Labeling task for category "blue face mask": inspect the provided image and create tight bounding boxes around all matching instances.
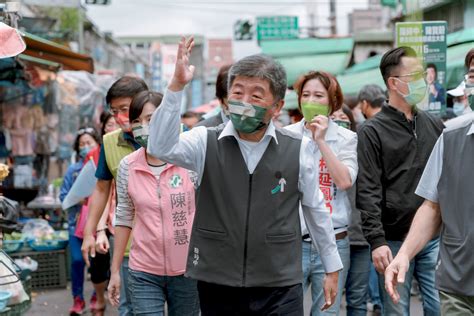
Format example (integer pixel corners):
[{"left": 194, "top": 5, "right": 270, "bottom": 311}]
[
  {"left": 79, "top": 146, "right": 91, "bottom": 158},
  {"left": 453, "top": 102, "right": 465, "bottom": 116},
  {"left": 396, "top": 78, "right": 428, "bottom": 106}
]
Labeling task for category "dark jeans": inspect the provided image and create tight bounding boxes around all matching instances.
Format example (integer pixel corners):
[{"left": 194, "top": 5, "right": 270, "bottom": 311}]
[
  {"left": 345, "top": 245, "right": 370, "bottom": 316},
  {"left": 378, "top": 238, "right": 440, "bottom": 316},
  {"left": 128, "top": 269, "right": 199, "bottom": 316},
  {"left": 197, "top": 281, "right": 303, "bottom": 316}
]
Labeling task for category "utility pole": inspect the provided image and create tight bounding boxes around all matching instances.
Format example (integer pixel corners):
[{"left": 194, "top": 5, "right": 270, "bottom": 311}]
[
  {"left": 306, "top": 0, "right": 318, "bottom": 37},
  {"left": 329, "top": 0, "right": 337, "bottom": 35},
  {"left": 77, "top": 1, "right": 84, "bottom": 53}
]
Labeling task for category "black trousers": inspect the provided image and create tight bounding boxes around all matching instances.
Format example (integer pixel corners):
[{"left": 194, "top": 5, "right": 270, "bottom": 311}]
[{"left": 197, "top": 281, "right": 304, "bottom": 316}]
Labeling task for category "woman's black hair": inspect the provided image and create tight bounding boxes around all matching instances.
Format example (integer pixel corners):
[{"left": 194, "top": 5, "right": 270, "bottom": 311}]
[
  {"left": 129, "top": 91, "right": 164, "bottom": 122},
  {"left": 73, "top": 126, "right": 101, "bottom": 154},
  {"left": 100, "top": 111, "right": 114, "bottom": 136}
]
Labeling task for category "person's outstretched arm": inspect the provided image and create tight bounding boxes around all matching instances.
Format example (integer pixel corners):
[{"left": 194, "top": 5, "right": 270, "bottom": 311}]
[
  {"left": 148, "top": 37, "right": 207, "bottom": 183},
  {"left": 384, "top": 200, "right": 441, "bottom": 303}
]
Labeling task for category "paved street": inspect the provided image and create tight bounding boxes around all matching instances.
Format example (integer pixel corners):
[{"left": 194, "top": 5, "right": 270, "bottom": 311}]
[{"left": 26, "top": 281, "right": 424, "bottom": 315}]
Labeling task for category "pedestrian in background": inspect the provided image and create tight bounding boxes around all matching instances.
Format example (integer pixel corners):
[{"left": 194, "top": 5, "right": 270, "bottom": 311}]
[
  {"left": 59, "top": 127, "right": 100, "bottom": 316},
  {"left": 357, "top": 46, "right": 444, "bottom": 315},
  {"left": 285, "top": 71, "right": 358, "bottom": 316},
  {"left": 81, "top": 76, "right": 148, "bottom": 316}
]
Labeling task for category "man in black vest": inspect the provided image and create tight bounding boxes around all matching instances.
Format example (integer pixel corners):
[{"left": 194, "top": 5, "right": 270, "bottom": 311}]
[{"left": 149, "top": 37, "right": 342, "bottom": 315}]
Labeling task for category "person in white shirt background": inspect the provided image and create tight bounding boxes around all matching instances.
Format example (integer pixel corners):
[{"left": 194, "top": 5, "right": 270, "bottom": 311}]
[{"left": 285, "top": 70, "right": 358, "bottom": 316}]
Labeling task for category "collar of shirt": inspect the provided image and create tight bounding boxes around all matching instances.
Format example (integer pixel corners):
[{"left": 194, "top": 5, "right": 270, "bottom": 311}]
[
  {"left": 384, "top": 103, "right": 417, "bottom": 122},
  {"left": 467, "top": 122, "right": 474, "bottom": 136},
  {"left": 299, "top": 118, "right": 338, "bottom": 141},
  {"left": 218, "top": 120, "right": 279, "bottom": 145}
]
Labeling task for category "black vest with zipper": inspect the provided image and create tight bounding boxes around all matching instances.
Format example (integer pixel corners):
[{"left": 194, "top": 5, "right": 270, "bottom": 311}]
[{"left": 185, "top": 125, "right": 303, "bottom": 287}]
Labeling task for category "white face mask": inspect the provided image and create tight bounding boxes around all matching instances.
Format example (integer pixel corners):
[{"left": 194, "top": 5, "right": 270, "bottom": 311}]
[{"left": 452, "top": 102, "right": 465, "bottom": 116}]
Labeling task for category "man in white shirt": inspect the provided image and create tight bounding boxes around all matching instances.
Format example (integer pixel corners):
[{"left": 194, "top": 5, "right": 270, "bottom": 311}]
[{"left": 148, "top": 37, "right": 342, "bottom": 315}]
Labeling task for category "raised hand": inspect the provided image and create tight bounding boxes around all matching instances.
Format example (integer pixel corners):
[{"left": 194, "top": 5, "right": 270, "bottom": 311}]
[
  {"left": 309, "top": 115, "right": 329, "bottom": 143},
  {"left": 169, "top": 36, "right": 195, "bottom": 92}
]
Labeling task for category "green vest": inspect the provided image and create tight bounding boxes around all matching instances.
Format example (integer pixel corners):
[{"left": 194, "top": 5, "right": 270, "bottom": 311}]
[
  {"left": 103, "top": 129, "right": 134, "bottom": 179},
  {"left": 103, "top": 129, "right": 135, "bottom": 256}
]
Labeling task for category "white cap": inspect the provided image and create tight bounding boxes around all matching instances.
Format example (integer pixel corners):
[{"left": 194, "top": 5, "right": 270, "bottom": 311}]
[{"left": 447, "top": 81, "right": 465, "bottom": 97}]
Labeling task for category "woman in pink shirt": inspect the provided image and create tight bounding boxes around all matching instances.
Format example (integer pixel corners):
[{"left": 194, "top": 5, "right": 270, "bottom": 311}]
[{"left": 108, "top": 91, "right": 199, "bottom": 316}]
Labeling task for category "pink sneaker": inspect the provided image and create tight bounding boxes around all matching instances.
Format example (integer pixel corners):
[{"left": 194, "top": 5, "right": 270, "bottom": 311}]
[{"left": 69, "top": 296, "right": 85, "bottom": 315}]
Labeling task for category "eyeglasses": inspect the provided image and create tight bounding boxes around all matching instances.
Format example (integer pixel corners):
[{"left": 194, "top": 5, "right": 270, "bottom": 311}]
[
  {"left": 107, "top": 105, "right": 129, "bottom": 116},
  {"left": 392, "top": 70, "right": 428, "bottom": 81},
  {"left": 77, "top": 127, "right": 95, "bottom": 136}
]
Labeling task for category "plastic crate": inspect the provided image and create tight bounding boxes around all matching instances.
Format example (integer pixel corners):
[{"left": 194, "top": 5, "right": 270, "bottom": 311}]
[
  {"left": 2, "top": 240, "right": 24, "bottom": 254},
  {"left": 27, "top": 239, "right": 68, "bottom": 251},
  {"left": 0, "top": 277, "right": 31, "bottom": 316},
  {"left": 10, "top": 250, "right": 67, "bottom": 290}
]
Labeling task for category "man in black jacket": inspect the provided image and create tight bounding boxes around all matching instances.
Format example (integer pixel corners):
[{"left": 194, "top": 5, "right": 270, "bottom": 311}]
[{"left": 356, "top": 46, "right": 444, "bottom": 315}]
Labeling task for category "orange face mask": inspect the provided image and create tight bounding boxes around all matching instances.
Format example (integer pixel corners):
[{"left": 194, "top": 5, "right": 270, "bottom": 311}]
[{"left": 114, "top": 113, "right": 131, "bottom": 132}]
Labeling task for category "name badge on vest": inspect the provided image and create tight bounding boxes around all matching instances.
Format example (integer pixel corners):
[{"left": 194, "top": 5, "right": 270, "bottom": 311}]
[{"left": 271, "top": 171, "right": 286, "bottom": 194}]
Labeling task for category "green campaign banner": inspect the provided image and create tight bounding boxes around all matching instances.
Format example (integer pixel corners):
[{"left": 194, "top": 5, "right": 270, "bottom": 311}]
[
  {"left": 396, "top": 21, "right": 448, "bottom": 115},
  {"left": 256, "top": 16, "right": 299, "bottom": 42}
]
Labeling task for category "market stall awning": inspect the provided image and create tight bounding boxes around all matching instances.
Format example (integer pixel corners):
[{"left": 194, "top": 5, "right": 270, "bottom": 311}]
[
  {"left": 261, "top": 37, "right": 353, "bottom": 86},
  {"left": 337, "top": 67, "right": 384, "bottom": 96},
  {"left": 446, "top": 42, "right": 473, "bottom": 88},
  {"left": 22, "top": 32, "right": 94, "bottom": 73},
  {"left": 18, "top": 54, "right": 61, "bottom": 71}
]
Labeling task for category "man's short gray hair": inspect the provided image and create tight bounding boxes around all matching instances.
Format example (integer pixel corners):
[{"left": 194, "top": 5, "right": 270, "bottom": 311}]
[
  {"left": 228, "top": 54, "right": 287, "bottom": 102},
  {"left": 357, "top": 84, "right": 386, "bottom": 108}
]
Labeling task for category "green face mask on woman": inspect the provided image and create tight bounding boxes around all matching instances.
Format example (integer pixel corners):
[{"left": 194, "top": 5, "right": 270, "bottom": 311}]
[
  {"left": 228, "top": 100, "right": 269, "bottom": 134},
  {"left": 300, "top": 101, "right": 329, "bottom": 122}
]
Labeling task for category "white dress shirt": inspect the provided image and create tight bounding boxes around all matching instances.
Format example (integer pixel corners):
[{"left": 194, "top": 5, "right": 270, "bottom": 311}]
[
  {"left": 285, "top": 119, "right": 358, "bottom": 235},
  {"left": 148, "top": 89, "right": 343, "bottom": 273}
]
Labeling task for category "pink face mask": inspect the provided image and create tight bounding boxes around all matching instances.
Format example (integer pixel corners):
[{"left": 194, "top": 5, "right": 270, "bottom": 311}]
[{"left": 114, "top": 113, "right": 131, "bottom": 132}]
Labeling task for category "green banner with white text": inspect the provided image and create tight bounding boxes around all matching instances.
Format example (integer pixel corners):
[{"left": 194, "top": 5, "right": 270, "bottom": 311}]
[{"left": 396, "top": 21, "right": 448, "bottom": 115}]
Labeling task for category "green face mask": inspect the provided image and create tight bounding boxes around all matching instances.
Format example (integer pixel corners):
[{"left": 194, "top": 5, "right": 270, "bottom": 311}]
[
  {"left": 228, "top": 100, "right": 269, "bottom": 134},
  {"left": 300, "top": 101, "right": 329, "bottom": 122},
  {"left": 334, "top": 120, "right": 351, "bottom": 130},
  {"left": 396, "top": 78, "right": 427, "bottom": 106},
  {"left": 132, "top": 124, "right": 149, "bottom": 148}
]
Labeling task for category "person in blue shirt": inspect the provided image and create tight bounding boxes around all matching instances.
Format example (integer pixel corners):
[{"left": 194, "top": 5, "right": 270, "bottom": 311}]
[{"left": 59, "top": 127, "right": 100, "bottom": 316}]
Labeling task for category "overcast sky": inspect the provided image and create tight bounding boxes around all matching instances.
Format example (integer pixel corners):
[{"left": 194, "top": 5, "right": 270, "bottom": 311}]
[{"left": 86, "top": 0, "right": 369, "bottom": 38}]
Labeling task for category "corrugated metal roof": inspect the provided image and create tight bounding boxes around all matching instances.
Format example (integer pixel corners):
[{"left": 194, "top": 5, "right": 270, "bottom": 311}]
[
  {"left": 261, "top": 37, "right": 353, "bottom": 85},
  {"left": 260, "top": 37, "right": 353, "bottom": 57}
]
